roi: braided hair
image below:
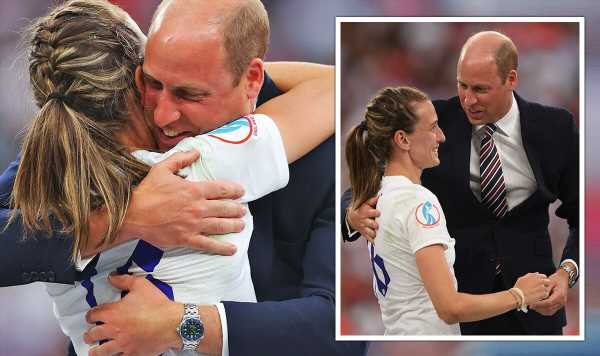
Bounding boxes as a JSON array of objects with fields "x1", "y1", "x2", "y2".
[
  {"x1": 346, "y1": 86, "x2": 429, "y2": 209},
  {"x1": 10, "y1": 0, "x2": 151, "y2": 260}
]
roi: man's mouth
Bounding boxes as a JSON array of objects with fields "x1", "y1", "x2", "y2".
[
  {"x1": 162, "y1": 127, "x2": 187, "y2": 138},
  {"x1": 156, "y1": 127, "x2": 193, "y2": 149},
  {"x1": 468, "y1": 108, "x2": 484, "y2": 117}
]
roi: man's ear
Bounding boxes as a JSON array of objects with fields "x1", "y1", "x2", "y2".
[
  {"x1": 242, "y1": 58, "x2": 264, "y2": 102},
  {"x1": 506, "y1": 69, "x2": 518, "y2": 90},
  {"x1": 135, "y1": 65, "x2": 146, "y2": 100}
]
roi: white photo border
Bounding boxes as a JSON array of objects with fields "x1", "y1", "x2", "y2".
[{"x1": 334, "y1": 16, "x2": 585, "y2": 342}]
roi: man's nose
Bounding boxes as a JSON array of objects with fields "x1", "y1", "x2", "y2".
[
  {"x1": 463, "y1": 92, "x2": 477, "y2": 106},
  {"x1": 154, "y1": 92, "x2": 181, "y2": 127}
]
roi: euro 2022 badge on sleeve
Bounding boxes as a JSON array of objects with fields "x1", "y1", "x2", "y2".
[
  {"x1": 415, "y1": 201, "x2": 441, "y2": 228},
  {"x1": 207, "y1": 116, "x2": 257, "y2": 144}
]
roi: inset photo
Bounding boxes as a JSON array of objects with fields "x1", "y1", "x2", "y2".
[{"x1": 336, "y1": 17, "x2": 584, "y2": 341}]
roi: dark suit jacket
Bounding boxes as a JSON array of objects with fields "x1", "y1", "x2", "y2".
[
  {"x1": 342, "y1": 93, "x2": 578, "y2": 335},
  {"x1": 0, "y1": 74, "x2": 367, "y2": 356}
]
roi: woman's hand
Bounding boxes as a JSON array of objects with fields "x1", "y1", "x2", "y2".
[{"x1": 514, "y1": 272, "x2": 555, "y2": 305}]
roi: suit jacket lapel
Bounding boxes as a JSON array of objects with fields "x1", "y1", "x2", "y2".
[
  {"x1": 449, "y1": 101, "x2": 477, "y2": 200},
  {"x1": 515, "y1": 93, "x2": 547, "y2": 195}
]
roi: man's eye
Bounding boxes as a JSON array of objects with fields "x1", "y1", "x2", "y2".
[
  {"x1": 181, "y1": 95, "x2": 202, "y2": 102},
  {"x1": 147, "y1": 80, "x2": 162, "y2": 89}
]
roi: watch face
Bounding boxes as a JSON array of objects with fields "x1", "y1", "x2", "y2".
[{"x1": 181, "y1": 318, "x2": 204, "y2": 342}]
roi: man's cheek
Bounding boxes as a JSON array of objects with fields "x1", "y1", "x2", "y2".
[{"x1": 142, "y1": 85, "x2": 159, "y2": 106}]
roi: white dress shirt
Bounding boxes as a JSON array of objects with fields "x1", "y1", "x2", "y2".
[{"x1": 469, "y1": 93, "x2": 537, "y2": 209}]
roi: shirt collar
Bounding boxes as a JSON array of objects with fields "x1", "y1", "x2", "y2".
[{"x1": 472, "y1": 93, "x2": 519, "y2": 138}]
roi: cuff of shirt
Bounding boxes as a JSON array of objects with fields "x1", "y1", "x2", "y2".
[
  {"x1": 560, "y1": 258, "x2": 579, "y2": 278},
  {"x1": 344, "y1": 215, "x2": 361, "y2": 242},
  {"x1": 216, "y1": 303, "x2": 229, "y2": 356},
  {"x1": 75, "y1": 251, "x2": 96, "y2": 271}
]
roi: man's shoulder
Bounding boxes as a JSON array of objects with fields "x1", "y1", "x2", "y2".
[
  {"x1": 432, "y1": 96, "x2": 463, "y2": 120},
  {"x1": 0, "y1": 158, "x2": 20, "y2": 204},
  {"x1": 516, "y1": 94, "x2": 574, "y2": 124},
  {"x1": 432, "y1": 96, "x2": 461, "y2": 109}
]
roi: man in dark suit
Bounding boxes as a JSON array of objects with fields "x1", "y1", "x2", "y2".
[
  {"x1": 343, "y1": 31, "x2": 579, "y2": 335},
  {"x1": 1, "y1": 0, "x2": 367, "y2": 355}
]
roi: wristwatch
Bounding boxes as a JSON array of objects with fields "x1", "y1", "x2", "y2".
[
  {"x1": 559, "y1": 261, "x2": 578, "y2": 288},
  {"x1": 177, "y1": 304, "x2": 204, "y2": 351}
]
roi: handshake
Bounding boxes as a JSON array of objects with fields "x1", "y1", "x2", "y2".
[{"x1": 510, "y1": 271, "x2": 568, "y2": 316}]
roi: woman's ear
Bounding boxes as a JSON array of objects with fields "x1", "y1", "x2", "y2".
[{"x1": 392, "y1": 130, "x2": 410, "y2": 151}]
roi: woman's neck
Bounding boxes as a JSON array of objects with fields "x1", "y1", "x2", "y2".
[{"x1": 384, "y1": 157, "x2": 422, "y2": 185}]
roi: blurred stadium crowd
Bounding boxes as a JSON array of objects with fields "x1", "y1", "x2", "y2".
[{"x1": 0, "y1": 1, "x2": 598, "y2": 356}]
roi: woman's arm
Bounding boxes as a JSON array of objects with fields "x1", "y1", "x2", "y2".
[
  {"x1": 415, "y1": 244, "x2": 551, "y2": 324},
  {"x1": 265, "y1": 62, "x2": 332, "y2": 92},
  {"x1": 256, "y1": 62, "x2": 334, "y2": 163}
]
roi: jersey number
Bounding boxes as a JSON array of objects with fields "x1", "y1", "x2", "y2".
[{"x1": 369, "y1": 243, "x2": 391, "y2": 297}]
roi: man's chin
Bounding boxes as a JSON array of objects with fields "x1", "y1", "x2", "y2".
[{"x1": 466, "y1": 114, "x2": 487, "y2": 126}]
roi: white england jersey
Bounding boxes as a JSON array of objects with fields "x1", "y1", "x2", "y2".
[
  {"x1": 371, "y1": 175, "x2": 460, "y2": 335},
  {"x1": 45, "y1": 114, "x2": 289, "y2": 355}
]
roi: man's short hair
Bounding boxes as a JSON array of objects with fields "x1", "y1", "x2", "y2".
[
  {"x1": 151, "y1": 0, "x2": 269, "y2": 86},
  {"x1": 222, "y1": 0, "x2": 270, "y2": 85},
  {"x1": 494, "y1": 38, "x2": 518, "y2": 83}
]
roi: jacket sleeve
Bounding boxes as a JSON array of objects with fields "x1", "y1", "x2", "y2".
[
  {"x1": 341, "y1": 188, "x2": 360, "y2": 242},
  {"x1": 0, "y1": 158, "x2": 77, "y2": 286},
  {"x1": 555, "y1": 111, "x2": 579, "y2": 272}
]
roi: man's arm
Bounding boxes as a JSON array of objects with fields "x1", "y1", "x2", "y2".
[
  {"x1": 0, "y1": 159, "x2": 77, "y2": 286},
  {"x1": 83, "y1": 150, "x2": 245, "y2": 258},
  {"x1": 1, "y1": 153, "x2": 245, "y2": 286},
  {"x1": 84, "y1": 137, "x2": 367, "y2": 356},
  {"x1": 341, "y1": 188, "x2": 379, "y2": 243},
  {"x1": 85, "y1": 200, "x2": 367, "y2": 356},
  {"x1": 531, "y1": 111, "x2": 579, "y2": 315}
]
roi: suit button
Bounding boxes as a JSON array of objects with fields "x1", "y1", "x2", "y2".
[
  {"x1": 39, "y1": 272, "x2": 47, "y2": 282},
  {"x1": 47, "y1": 271, "x2": 56, "y2": 282},
  {"x1": 22, "y1": 272, "x2": 31, "y2": 283},
  {"x1": 30, "y1": 271, "x2": 39, "y2": 282}
]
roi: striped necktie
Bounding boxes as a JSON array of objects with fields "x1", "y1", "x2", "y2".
[{"x1": 479, "y1": 124, "x2": 508, "y2": 218}]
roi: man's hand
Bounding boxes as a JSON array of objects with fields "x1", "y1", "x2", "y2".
[
  {"x1": 85, "y1": 274, "x2": 183, "y2": 356},
  {"x1": 85, "y1": 274, "x2": 223, "y2": 356},
  {"x1": 346, "y1": 196, "x2": 380, "y2": 243},
  {"x1": 530, "y1": 269, "x2": 569, "y2": 316},
  {"x1": 84, "y1": 150, "x2": 246, "y2": 257}
]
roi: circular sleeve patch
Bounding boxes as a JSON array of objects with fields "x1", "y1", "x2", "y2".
[
  {"x1": 415, "y1": 201, "x2": 441, "y2": 227},
  {"x1": 207, "y1": 116, "x2": 255, "y2": 144}
]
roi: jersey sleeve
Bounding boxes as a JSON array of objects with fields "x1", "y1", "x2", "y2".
[
  {"x1": 402, "y1": 189, "x2": 452, "y2": 254},
  {"x1": 134, "y1": 114, "x2": 289, "y2": 203}
]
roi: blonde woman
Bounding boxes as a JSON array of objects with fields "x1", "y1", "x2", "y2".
[
  {"x1": 11, "y1": 0, "x2": 333, "y2": 354},
  {"x1": 345, "y1": 86, "x2": 551, "y2": 335}
]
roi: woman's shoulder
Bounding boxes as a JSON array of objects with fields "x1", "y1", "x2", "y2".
[{"x1": 380, "y1": 177, "x2": 440, "y2": 209}]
